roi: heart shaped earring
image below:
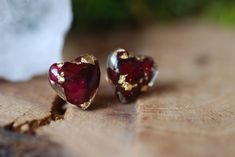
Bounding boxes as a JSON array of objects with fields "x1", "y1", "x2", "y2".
[
  {"x1": 107, "y1": 48, "x2": 158, "y2": 103},
  {"x1": 48, "y1": 54, "x2": 100, "y2": 110}
]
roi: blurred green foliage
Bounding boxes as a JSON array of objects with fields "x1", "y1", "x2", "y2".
[
  {"x1": 204, "y1": 1, "x2": 235, "y2": 26},
  {"x1": 71, "y1": 0, "x2": 235, "y2": 32}
]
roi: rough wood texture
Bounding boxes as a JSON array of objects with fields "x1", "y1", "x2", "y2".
[{"x1": 0, "y1": 22, "x2": 235, "y2": 157}]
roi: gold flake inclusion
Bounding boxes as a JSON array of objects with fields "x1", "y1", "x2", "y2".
[
  {"x1": 57, "y1": 71, "x2": 65, "y2": 83},
  {"x1": 80, "y1": 90, "x2": 98, "y2": 110},
  {"x1": 57, "y1": 62, "x2": 64, "y2": 68},
  {"x1": 144, "y1": 73, "x2": 148, "y2": 81},
  {"x1": 120, "y1": 52, "x2": 129, "y2": 59},
  {"x1": 118, "y1": 74, "x2": 137, "y2": 91},
  {"x1": 58, "y1": 76, "x2": 65, "y2": 83},
  {"x1": 81, "y1": 54, "x2": 96, "y2": 65},
  {"x1": 136, "y1": 56, "x2": 145, "y2": 61}
]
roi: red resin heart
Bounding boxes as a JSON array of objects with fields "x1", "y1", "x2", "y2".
[
  {"x1": 48, "y1": 54, "x2": 100, "y2": 110},
  {"x1": 107, "y1": 49, "x2": 158, "y2": 103}
]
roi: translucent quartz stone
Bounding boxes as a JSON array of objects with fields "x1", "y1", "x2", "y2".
[{"x1": 0, "y1": 0, "x2": 72, "y2": 81}]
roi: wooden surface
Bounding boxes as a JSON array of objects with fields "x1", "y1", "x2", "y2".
[{"x1": 1, "y1": 22, "x2": 235, "y2": 157}]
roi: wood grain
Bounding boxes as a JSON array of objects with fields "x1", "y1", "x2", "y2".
[{"x1": 0, "y1": 22, "x2": 235, "y2": 157}]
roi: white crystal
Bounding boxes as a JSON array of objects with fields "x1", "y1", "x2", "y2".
[{"x1": 0, "y1": 0, "x2": 72, "y2": 81}]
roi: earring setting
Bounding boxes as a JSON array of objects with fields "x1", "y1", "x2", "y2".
[
  {"x1": 107, "y1": 48, "x2": 158, "y2": 103},
  {"x1": 48, "y1": 54, "x2": 100, "y2": 110}
]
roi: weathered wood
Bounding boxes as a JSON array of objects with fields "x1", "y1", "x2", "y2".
[
  {"x1": 0, "y1": 22, "x2": 235, "y2": 157},
  {"x1": 0, "y1": 128, "x2": 69, "y2": 157}
]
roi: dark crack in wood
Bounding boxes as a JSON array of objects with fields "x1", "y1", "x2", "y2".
[{"x1": 3, "y1": 96, "x2": 66, "y2": 135}]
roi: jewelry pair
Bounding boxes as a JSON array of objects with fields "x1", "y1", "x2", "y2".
[{"x1": 48, "y1": 48, "x2": 158, "y2": 110}]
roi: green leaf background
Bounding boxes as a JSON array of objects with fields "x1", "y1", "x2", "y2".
[{"x1": 71, "y1": 0, "x2": 235, "y2": 32}]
